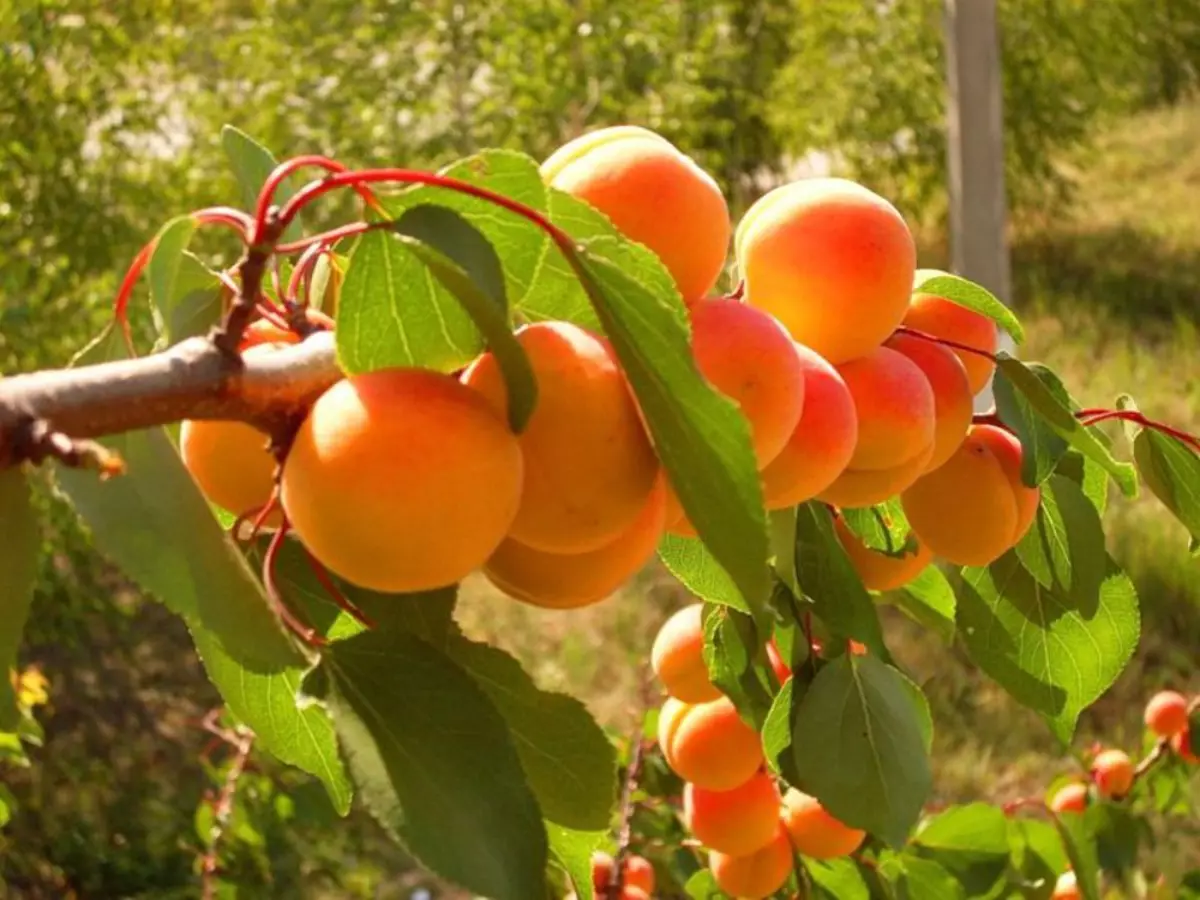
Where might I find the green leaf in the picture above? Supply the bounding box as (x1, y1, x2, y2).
(1181, 871, 1200, 899)
(1055, 450, 1110, 516)
(794, 503, 888, 658)
(444, 636, 617, 830)
(958, 552, 1139, 742)
(913, 269, 1024, 343)
(701, 604, 774, 729)
(1087, 803, 1140, 878)
(1054, 812, 1101, 900)
(0, 470, 37, 730)
(1132, 428, 1200, 553)
(657, 535, 748, 614)
(791, 654, 933, 847)
(547, 824, 605, 900)
(879, 854, 965, 900)
(912, 804, 1009, 895)
(807, 858, 871, 900)
(1009, 818, 1068, 891)
(317, 630, 548, 900)
(164, 254, 225, 345)
(220, 125, 304, 242)
(570, 252, 771, 617)
(147, 216, 198, 327)
(995, 354, 1137, 496)
(1015, 475, 1106, 607)
(994, 364, 1070, 487)
(841, 500, 914, 556)
(309, 251, 346, 313)
(684, 868, 726, 899)
(390, 205, 538, 431)
(761, 678, 802, 784)
(893, 565, 956, 643)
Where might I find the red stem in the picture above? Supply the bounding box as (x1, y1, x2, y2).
(262, 521, 326, 648)
(303, 547, 377, 631)
(251, 156, 381, 244)
(1078, 409, 1200, 453)
(894, 325, 997, 361)
(275, 220, 389, 255)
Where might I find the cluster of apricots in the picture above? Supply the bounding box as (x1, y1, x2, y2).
(646, 603, 867, 898)
(180, 123, 1038, 606)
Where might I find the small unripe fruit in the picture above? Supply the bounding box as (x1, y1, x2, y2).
(1052, 871, 1080, 900)
(709, 826, 794, 899)
(1091, 749, 1134, 798)
(658, 696, 765, 790)
(781, 788, 865, 859)
(1144, 690, 1189, 738)
(651, 603, 722, 703)
(1048, 782, 1089, 814)
(684, 771, 781, 856)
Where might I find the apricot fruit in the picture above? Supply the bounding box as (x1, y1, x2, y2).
(736, 177, 916, 364)
(1048, 782, 1089, 814)
(1144, 690, 1189, 738)
(709, 825, 794, 899)
(591, 852, 654, 895)
(683, 770, 781, 856)
(1052, 871, 1081, 900)
(781, 788, 865, 859)
(834, 517, 932, 592)
(651, 603, 722, 704)
(281, 368, 523, 593)
(658, 695, 764, 791)
(1172, 728, 1199, 764)
(463, 321, 659, 554)
(901, 424, 1039, 567)
(817, 346, 935, 508)
(884, 332, 972, 473)
(1091, 749, 1134, 798)
(483, 479, 666, 609)
(541, 125, 731, 304)
(761, 342, 859, 509)
(903, 282, 999, 395)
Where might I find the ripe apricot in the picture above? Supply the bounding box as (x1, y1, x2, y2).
(541, 125, 731, 304)
(1052, 871, 1081, 900)
(781, 788, 865, 859)
(659, 696, 764, 791)
(903, 283, 998, 395)
(901, 424, 1039, 566)
(1048, 782, 1089, 814)
(483, 479, 666, 609)
(1172, 728, 1199, 763)
(709, 825, 794, 899)
(761, 342, 859, 509)
(1091, 749, 1134, 798)
(463, 321, 659, 554)
(281, 369, 522, 593)
(885, 332, 972, 473)
(651, 603, 722, 703)
(817, 346, 935, 508)
(591, 852, 654, 895)
(834, 517, 932, 592)
(683, 770, 781, 856)
(736, 178, 916, 364)
(1144, 690, 1189, 738)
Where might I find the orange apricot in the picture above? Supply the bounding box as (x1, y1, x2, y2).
(1048, 782, 1089, 814)
(884, 332, 973, 473)
(781, 788, 865, 859)
(651, 603, 722, 703)
(834, 517, 932, 592)
(736, 178, 916, 364)
(709, 825, 794, 899)
(483, 479, 666, 609)
(541, 125, 731, 304)
(658, 696, 764, 791)
(1144, 690, 1189, 738)
(591, 852, 655, 895)
(901, 424, 1039, 566)
(903, 283, 999, 395)
(816, 346, 935, 508)
(1052, 871, 1081, 900)
(280, 368, 522, 593)
(463, 321, 659, 554)
(683, 771, 782, 856)
(761, 342, 859, 509)
(1091, 749, 1134, 798)
(1172, 728, 1199, 763)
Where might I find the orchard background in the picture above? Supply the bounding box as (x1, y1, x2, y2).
(2, 2, 1200, 899)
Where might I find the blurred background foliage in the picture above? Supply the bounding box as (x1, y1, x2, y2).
(2, 0, 1199, 896)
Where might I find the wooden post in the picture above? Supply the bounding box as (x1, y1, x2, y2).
(943, 0, 1012, 410)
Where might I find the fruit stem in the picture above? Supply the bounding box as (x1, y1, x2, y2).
(251, 155, 382, 244)
(894, 325, 997, 361)
(1077, 408, 1200, 453)
(302, 548, 377, 632)
(262, 520, 327, 648)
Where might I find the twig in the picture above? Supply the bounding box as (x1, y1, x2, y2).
(894, 325, 997, 361)
(200, 722, 255, 899)
(212, 216, 286, 356)
(608, 733, 647, 900)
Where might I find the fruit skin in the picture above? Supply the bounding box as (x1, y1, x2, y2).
(684, 770, 782, 856)
(483, 479, 665, 609)
(281, 368, 523, 593)
(590, 851, 654, 894)
(761, 342, 859, 509)
(885, 332, 973, 473)
(1051, 871, 1081, 900)
(781, 788, 865, 859)
(658, 696, 765, 790)
(541, 125, 731, 304)
(736, 177, 916, 364)
(651, 603, 722, 703)
(834, 517, 932, 592)
(1048, 782, 1089, 814)
(903, 282, 999, 395)
(1144, 690, 1190, 737)
(464, 321, 659, 554)
(817, 346, 936, 508)
(1172, 727, 1199, 764)
(1091, 748, 1134, 798)
(901, 424, 1040, 566)
(709, 825, 794, 899)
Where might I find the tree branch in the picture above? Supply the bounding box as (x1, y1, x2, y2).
(0, 331, 340, 471)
